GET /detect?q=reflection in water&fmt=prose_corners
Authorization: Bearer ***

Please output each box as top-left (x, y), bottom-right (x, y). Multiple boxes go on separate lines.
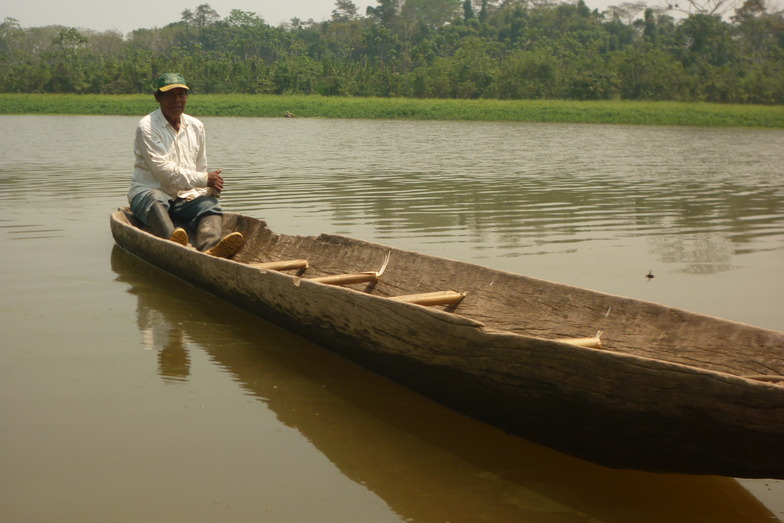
top-left (157, 334), bottom-right (190, 382)
top-left (111, 246), bottom-right (776, 523)
top-left (128, 263), bottom-right (192, 382)
top-left (651, 234), bottom-right (734, 274)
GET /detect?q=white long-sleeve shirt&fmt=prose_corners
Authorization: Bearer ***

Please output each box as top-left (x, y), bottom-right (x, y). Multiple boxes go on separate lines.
top-left (128, 108), bottom-right (210, 202)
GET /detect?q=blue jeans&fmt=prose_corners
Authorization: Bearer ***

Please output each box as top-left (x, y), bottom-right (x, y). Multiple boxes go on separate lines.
top-left (130, 189), bottom-right (222, 232)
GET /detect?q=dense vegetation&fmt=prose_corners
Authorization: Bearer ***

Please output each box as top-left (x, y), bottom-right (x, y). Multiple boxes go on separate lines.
top-left (1, 0), bottom-right (783, 104)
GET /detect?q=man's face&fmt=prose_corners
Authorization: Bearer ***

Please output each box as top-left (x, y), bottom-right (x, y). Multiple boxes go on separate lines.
top-left (155, 88), bottom-right (189, 122)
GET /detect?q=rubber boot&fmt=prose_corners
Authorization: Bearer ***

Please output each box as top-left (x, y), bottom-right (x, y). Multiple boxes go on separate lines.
top-left (147, 202), bottom-right (188, 246)
top-left (196, 214), bottom-right (244, 258)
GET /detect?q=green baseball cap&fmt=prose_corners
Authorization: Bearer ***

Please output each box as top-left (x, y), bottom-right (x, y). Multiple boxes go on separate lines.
top-left (156, 72), bottom-right (189, 92)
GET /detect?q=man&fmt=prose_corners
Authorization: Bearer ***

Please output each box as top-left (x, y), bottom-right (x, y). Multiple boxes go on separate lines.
top-left (128, 72), bottom-right (244, 258)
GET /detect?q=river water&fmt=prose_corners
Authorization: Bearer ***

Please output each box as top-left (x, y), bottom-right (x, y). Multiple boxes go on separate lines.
top-left (1, 114), bottom-right (782, 522)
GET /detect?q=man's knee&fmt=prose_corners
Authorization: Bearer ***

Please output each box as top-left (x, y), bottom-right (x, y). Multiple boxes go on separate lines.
top-left (169, 196), bottom-right (222, 227)
top-left (187, 196), bottom-right (222, 217)
top-left (197, 196), bottom-right (222, 213)
top-left (130, 190), bottom-right (172, 225)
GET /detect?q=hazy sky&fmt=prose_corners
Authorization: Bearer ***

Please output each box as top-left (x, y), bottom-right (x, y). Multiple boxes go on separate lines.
top-left (2, 1), bottom-right (376, 32)
top-left (2, 0), bottom-right (626, 34)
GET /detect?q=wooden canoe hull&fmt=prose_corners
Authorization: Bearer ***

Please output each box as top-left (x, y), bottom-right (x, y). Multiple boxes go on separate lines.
top-left (110, 210), bottom-right (784, 478)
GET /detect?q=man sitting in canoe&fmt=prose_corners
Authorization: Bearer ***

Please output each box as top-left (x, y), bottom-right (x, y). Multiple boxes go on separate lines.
top-left (127, 72), bottom-right (244, 258)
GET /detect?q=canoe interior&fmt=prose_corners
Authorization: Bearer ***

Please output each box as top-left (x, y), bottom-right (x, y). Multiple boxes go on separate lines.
top-left (116, 209), bottom-right (784, 382)
top-left (206, 212), bottom-right (782, 382)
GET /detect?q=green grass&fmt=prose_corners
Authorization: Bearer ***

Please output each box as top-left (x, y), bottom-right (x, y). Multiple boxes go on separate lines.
top-left (1, 93), bottom-right (783, 128)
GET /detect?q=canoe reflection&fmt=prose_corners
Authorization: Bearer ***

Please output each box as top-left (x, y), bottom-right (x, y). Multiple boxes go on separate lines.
top-left (111, 246), bottom-right (776, 523)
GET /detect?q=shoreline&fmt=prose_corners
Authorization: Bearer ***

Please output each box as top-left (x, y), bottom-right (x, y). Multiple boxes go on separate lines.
top-left (1, 94), bottom-right (782, 128)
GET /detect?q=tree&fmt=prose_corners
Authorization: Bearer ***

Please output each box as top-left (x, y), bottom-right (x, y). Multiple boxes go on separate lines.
top-left (611, 44), bottom-right (689, 99)
top-left (464, 0), bottom-right (476, 20)
top-left (323, 17), bottom-right (365, 63)
top-left (731, 0), bottom-right (766, 21)
top-left (606, 2), bottom-right (647, 24)
top-left (399, 0), bottom-right (462, 29)
top-left (0, 17), bottom-right (22, 53)
top-left (181, 8), bottom-right (194, 26)
top-left (54, 27), bottom-right (88, 53)
top-left (643, 8), bottom-right (657, 40)
top-left (224, 9), bottom-right (265, 28)
top-left (677, 13), bottom-right (737, 67)
top-left (367, 0), bottom-right (400, 26)
top-left (493, 2), bottom-right (529, 46)
top-left (479, 0), bottom-right (490, 23)
top-left (731, 0), bottom-right (784, 68)
top-left (194, 4), bottom-right (221, 27)
top-left (182, 4), bottom-right (220, 32)
top-left (362, 23), bottom-right (400, 64)
top-left (451, 36), bottom-right (500, 97)
top-left (332, 0), bottom-right (360, 22)
top-left (496, 49), bottom-right (560, 99)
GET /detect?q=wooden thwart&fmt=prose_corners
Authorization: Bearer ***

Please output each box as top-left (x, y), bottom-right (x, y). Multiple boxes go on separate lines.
top-left (555, 337), bottom-right (603, 349)
top-left (309, 251), bottom-right (392, 287)
top-left (389, 291), bottom-right (466, 306)
top-left (555, 330), bottom-right (603, 349)
top-left (310, 272), bottom-right (379, 285)
top-left (250, 259), bottom-right (309, 271)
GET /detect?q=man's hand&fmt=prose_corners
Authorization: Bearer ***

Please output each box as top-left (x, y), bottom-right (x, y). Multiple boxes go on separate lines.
top-left (207, 169), bottom-right (224, 192)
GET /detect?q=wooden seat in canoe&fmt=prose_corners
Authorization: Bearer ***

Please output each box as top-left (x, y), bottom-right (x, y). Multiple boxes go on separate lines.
top-left (308, 251), bottom-right (392, 287)
top-left (249, 259), bottom-right (309, 271)
top-left (555, 337), bottom-right (603, 349)
top-left (554, 331), bottom-right (603, 349)
top-left (389, 291), bottom-right (466, 307)
top-left (310, 272), bottom-right (380, 285)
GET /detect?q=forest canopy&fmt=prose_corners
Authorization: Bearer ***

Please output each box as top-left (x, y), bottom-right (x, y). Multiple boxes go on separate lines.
top-left (1, 0), bottom-right (782, 103)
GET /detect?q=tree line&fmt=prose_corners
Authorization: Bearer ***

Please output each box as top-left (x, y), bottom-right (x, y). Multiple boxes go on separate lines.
top-left (1, 0), bottom-right (782, 103)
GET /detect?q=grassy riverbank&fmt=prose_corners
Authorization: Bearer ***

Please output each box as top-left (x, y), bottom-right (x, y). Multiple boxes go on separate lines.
top-left (1, 94), bottom-right (782, 128)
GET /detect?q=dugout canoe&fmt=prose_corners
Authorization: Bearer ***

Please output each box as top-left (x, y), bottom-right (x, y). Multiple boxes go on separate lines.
top-left (110, 245), bottom-right (780, 522)
top-left (109, 208), bottom-right (784, 479)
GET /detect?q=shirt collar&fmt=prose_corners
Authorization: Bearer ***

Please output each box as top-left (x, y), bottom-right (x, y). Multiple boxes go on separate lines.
top-left (155, 108), bottom-right (187, 131)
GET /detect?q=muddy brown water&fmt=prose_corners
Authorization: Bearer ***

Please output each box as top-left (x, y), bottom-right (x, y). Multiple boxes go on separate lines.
top-left (1, 115), bottom-right (782, 521)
